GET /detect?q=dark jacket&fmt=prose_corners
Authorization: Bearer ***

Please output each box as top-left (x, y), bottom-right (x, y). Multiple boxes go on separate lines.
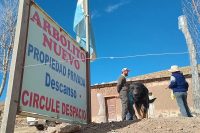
top-left (117, 75), bottom-right (127, 93)
top-left (169, 72), bottom-right (189, 92)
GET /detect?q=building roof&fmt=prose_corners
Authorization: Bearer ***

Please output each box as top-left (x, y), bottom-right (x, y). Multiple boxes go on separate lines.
top-left (130, 66), bottom-right (193, 81)
top-left (91, 66), bottom-right (197, 88)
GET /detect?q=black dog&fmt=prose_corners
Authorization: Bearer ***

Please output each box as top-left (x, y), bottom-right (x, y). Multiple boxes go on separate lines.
top-left (129, 82), bottom-right (156, 119)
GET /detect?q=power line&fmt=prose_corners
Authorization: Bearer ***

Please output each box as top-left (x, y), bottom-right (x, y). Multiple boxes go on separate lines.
top-left (96, 51), bottom-right (188, 60)
top-left (0, 51), bottom-right (189, 72)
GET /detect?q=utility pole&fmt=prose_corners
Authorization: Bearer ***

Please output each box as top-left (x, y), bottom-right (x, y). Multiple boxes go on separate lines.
top-left (85, 0), bottom-right (91, 123)
top-left (178, 15), bottom-right (200, 114)
top-left (0, 0), bottom-right (31, 132)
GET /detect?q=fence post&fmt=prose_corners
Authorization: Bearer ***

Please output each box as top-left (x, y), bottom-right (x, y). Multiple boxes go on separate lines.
top-left (178, 15), bottom-right (200, 114)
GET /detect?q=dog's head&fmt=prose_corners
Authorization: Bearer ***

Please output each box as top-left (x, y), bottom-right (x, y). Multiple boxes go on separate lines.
top-left (129, 82), bottom-right (157, 104)
top-left (129, 82), bottom-right (147, 98)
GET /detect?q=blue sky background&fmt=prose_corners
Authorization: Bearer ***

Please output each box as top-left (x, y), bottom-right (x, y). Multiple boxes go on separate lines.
top-left (35, 0), bottom-right (189, 84)
top-left (0, 0), bottom-right (190, 100)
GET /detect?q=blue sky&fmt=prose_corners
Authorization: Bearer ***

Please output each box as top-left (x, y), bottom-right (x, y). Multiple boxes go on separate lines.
top-left (34, 0), bottom-right (189, 84)
top-left (0, 0), bottom-right (190, 100)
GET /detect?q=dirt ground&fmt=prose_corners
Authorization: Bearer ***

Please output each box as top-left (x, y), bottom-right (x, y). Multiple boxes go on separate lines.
top-left (0, 102), bottom-right (200, 133)
top-left (77, 117), bottom-right (200, 133)
top-left (11, 116), bottom-right (200, 133)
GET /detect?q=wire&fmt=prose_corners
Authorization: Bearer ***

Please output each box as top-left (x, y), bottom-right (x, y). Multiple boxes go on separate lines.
top-left (96, 52), bottom-right (188, 60)
top-left (0, 51), bottom-right (189, 72)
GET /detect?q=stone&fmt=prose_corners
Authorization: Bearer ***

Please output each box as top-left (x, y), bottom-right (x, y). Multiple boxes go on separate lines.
top-left (45, 127), bottom-right (56, 133)
top-left (157, 126), bottom-right (162, 129)
top-left (57, 123), bottom-right (81, 133)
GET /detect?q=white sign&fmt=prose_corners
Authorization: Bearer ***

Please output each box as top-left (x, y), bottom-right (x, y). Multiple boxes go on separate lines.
top-left (19, 3), bottom-right (87, 124)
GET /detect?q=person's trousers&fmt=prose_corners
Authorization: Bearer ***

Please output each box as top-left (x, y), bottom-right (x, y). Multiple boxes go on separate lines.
top-left (126, 92), bottom-right (136, 120)
top-left (174, 92), bottom-right (192, 117)
top-left (119, 89), bottom-right (128, 121)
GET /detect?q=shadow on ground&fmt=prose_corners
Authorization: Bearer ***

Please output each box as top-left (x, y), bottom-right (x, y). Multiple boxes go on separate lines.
top-left (76, 119), bottom-right (141, 133)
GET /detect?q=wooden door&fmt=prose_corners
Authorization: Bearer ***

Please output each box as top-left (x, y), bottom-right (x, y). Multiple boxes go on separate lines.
top-left (106, 97), bottom-right (117, 121)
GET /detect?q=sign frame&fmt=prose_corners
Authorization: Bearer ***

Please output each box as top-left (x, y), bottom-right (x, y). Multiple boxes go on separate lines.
top-left (18, 1), bottom-right (88, 124)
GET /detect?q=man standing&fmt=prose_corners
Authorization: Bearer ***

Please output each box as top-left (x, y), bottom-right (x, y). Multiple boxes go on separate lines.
top-left (168, 65), bottom-right (192, 117)
top-left (117, 68), bottom-right (130, 121)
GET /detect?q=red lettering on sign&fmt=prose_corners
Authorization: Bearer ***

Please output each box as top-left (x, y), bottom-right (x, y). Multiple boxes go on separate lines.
top-left (31, 11), bottom-right (42, 28)
top-left (56, 100), bottom-right (60, 113)
top-left (33, 93), bottom-right (39, 108)
top-left (43, 19), bottom-right (51, 35)
top-left (22, 90), bottom-right (29, 106)
top-left (21, 90), bottom-right (86, 120)
top-left (40, 96), bottom-right (45, 110)
top-left (43, 33), bottom-right (81, 70)
top-left (30, 10), bottom-right (87, 68)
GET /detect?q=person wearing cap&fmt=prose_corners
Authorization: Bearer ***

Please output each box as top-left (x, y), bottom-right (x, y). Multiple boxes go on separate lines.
top-left (168, 65), bottom-right (192, 117)
top-left (117, 68), bottom-right (130, 121)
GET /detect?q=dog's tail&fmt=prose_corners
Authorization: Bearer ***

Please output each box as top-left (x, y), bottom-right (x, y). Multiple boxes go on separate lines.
top-left (149, 98), bottom-right (156, 103)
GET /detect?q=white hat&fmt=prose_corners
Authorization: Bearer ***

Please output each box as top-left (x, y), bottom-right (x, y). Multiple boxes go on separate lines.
top-left (168, 65), bottom-right (180, 72)
top-left (122, 68), bottom-right (130, 72)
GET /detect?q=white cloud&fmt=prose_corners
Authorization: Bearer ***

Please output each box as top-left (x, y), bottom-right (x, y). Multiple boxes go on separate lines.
top-left (91, 10), bottom-right (101, 19)
top-left (105, 1), bottom-right (131, 13)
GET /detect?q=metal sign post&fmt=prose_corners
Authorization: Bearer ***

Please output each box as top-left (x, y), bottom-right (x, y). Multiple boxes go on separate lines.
top-left (85, 0), bottom-right (92, 123)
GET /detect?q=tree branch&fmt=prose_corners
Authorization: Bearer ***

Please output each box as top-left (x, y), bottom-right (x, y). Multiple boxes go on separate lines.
top-left (0, 0), bottom-right (18, 95)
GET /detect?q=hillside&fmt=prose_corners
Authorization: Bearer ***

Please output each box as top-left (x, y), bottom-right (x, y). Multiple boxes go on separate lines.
top-left (0, 104), bottom-right (200, 133)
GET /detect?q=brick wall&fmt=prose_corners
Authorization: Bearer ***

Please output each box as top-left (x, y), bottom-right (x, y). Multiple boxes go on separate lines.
top-left (91, 77), bottom-right (193, 122)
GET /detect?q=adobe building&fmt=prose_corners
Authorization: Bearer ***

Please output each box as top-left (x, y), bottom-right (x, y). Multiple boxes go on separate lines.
top-left (90, 66), bottom-right (197, 122)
